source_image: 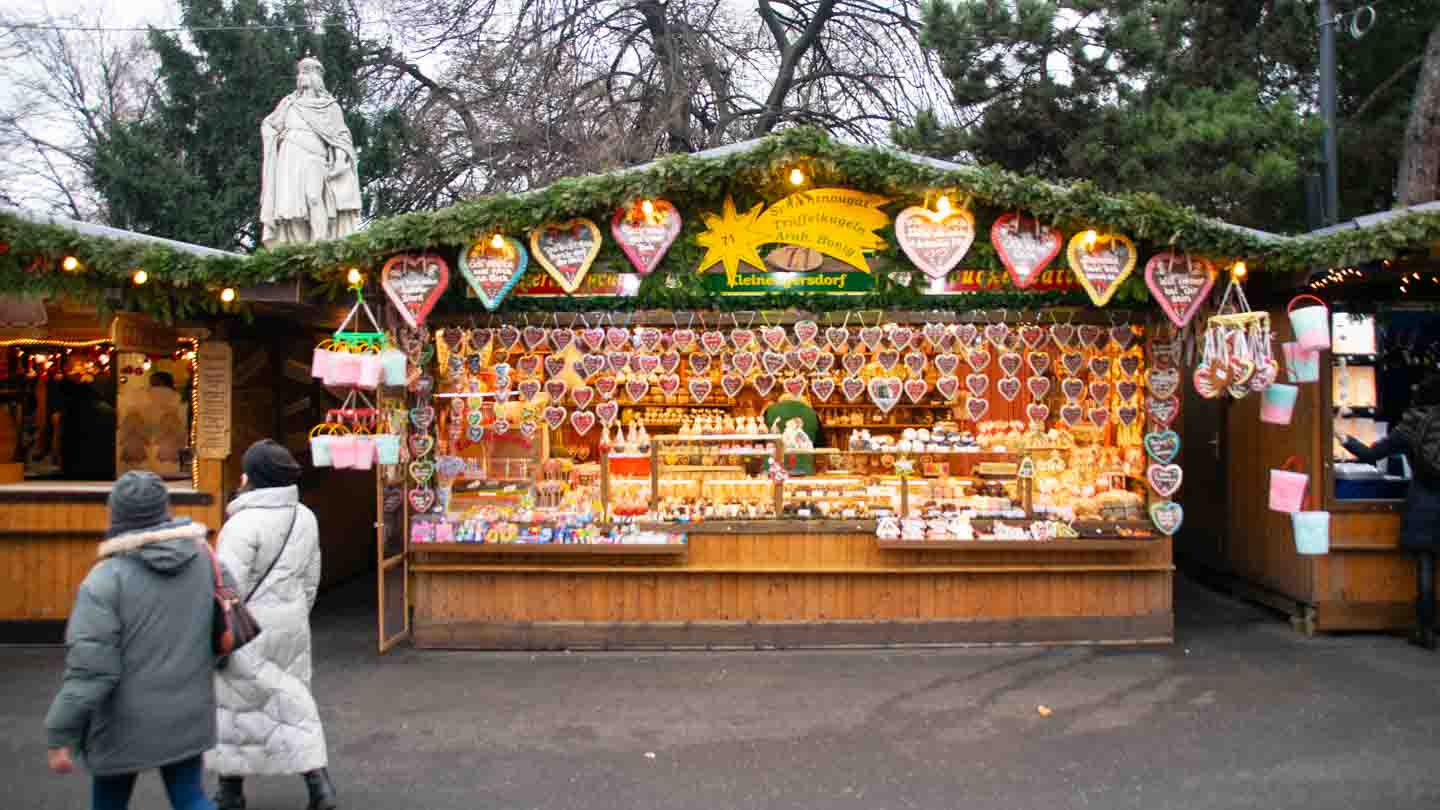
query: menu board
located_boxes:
[195,341,233,460]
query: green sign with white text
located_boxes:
[701,269,874,295]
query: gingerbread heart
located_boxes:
[794,319,820,345]
[579,327,605,352]
[1018,325,1046,350]
[1088,408,1110,429]
[992,213,1063,288]
[1078,325,1104,349]
[633,354,660,375]
[594,376,617,400]
[783,377,807,397]
[783,350,804,372]
[522,326,548,350]
[569,410,596,436]
[549,329,574,353]
[518,379,542,402]
[603,327,629,352]
[798,346,821,371]
[859,326,884,350]
[625,379,650,402]
[965,373,990,397]
[903,378,929,404]
[544,355,567,378]
[875,350,900,372]
[658,351,681,375]
[635,327,662,352]
[922,323,948,348]
[1147,463,1183,497]
[1027,352,1052,376]
[409,487,436,513]
[998,352,1023,378]
[966,397,989,421]
[984,323,1011,348]
[954,323,979,347]
[491,417,510,435]
[1119,355,1142,378]
[1116,405,1139,427]
[935,353,960,376]
[761,326,789,352]
[1149,395,1179,427]
[497,325,522,351]
[700,330,727,355]
[732,351,757,375]
[1068,232,1137,307]
[690,353,712,375]
[582,354,607,377]
[409,460,436,484]
[410,406,436,431]
[689,378,712,403]
[657,374,681,396]
[869,377,902,413]
[814,351,836,374]
[825,326,851,351]
[1149,500,1184,536]
[1144,430,1181,463]
[1089,381,1111,402]
[409,433,434,457]
[670,329,696,352]
[811,377,836,402]
[1027,403,1050,424]
[515,354,542,376]
[1061,353,1084,377]
[543,406,567,430]
[571,385,595,409]
[1049,324,1076,350]
[1088,357,1112,378]
[1027,376,1052,400]
[967,349,992,372]
[937,376,960,401]
[1148,367,1180,400]
[997,377,1022,402]
[1059,404,1084,427]
[841,377,866,402]
[752,374,777,397]
[607,352,631,375]
[721,373,745,399]
[1061,378,1085,401]
[903,351,927,376]
[889,326,915,351]
[842,353,866,376]
[595,401,619,426]
[730,328,756,351]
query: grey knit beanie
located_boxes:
[107,471,172,537]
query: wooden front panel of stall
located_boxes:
[411,535,1172,649]
[0,483,221,621]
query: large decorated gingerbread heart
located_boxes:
[1149,500,1184,536]
[1145,252,1216,330]
[1147,463,1183,497]
[991,213,1063,288]
[869,377,902,413]
[530,218,602,293]
[611,199,681,274]
[381,254,450,329]
[1144,430,1181,463]
[895,205,976,280]
[459,237,527,311]
[1067,231,1137,307]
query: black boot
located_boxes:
[303,768,338,810]
[213,776,246,810]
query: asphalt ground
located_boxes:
[4,574,1438,810]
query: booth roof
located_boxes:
[2,128,1439,321]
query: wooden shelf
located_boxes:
[876,539,1157,552]
[814,403,954,410]
[411,542,687,556]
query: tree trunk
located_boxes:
[1397,20,1440,206]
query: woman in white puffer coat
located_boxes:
[209,440,336,810]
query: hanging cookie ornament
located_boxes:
[1145,252,1216,330]
[381,254,450,329]
[1199,263,1269,401]
[1066,230,1137,307]
[992,213,1063,288]
[895,195,975,280]
[611,198,681,274]
[459,235,528,311]
[530,218,602,293]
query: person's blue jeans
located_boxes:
[91,755,215,810]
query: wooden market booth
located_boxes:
[1177,208,1440,634]
[9,133,1437,651]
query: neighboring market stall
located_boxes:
[7,133,1440,649]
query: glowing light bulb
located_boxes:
[789,168,805,186]
[1082,230,1098,249]
[220,288,236,304]
[62,256,80,272]
[641,199,656,217]
[346,267,363,286]
[132,269,148,285]
[1232,261,1248,280]
[936,196,953,217]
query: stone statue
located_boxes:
[260,57,362,247]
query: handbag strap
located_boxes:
[245,506,299,604]
[203,541,225,591]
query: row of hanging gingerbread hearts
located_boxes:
[448,321,1141,356]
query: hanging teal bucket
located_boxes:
[1260,384,1299,425]
[1291,510,1330,555]
[380,348,408,386]
[1287,294,1331,351]
[310,434,335,467]
[374,434,401,465]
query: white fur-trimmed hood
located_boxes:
[97,521,209,559]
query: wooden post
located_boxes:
[649,442,660,515]
[772,441,784,517]
[900,472,910,518]
[599,449,611,521]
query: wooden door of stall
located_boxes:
[376,473,409,652]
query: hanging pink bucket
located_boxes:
[1269,457,1308,513]
[329,435,359,469]
[311,345,337,380]
[1282,342,1320,383]
[1287,294,1330,351]
[326,352,362,386]
[1260,384,1299,425]
[351,436,375,470]
[357,353,383,390]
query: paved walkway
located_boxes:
[5,575,1438,810]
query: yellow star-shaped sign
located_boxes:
[695,196,769,287]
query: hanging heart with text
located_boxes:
[992,213,1063,289]
[381,254,450,330]
[1066,231,1137,307]
[611,200,681,274]
[530,218,602,293]
[896,206,976,280]
[459,237,528,312]
[1145,252,1216,330]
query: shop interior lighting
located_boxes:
[61,255,81,272]
[132,269,148,285]
[1231,261,1247,281]
[1082,230,1099,249]
[935,195,953,217]
[220,287,237,303]
[346,267,363,286]
[788,167,806,186]
[641,199,656,217]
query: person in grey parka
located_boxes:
[209,440,336,810]
[45,471,223,810]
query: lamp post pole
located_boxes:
[1319,0,1341,224]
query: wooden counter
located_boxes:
[0,465,223,631]
[410,527,1173,650]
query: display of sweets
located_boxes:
[678,413,769,436]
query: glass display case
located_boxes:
[1330,309,1422,502]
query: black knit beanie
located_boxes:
[242,439,302,490]
[107,471,172,537]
